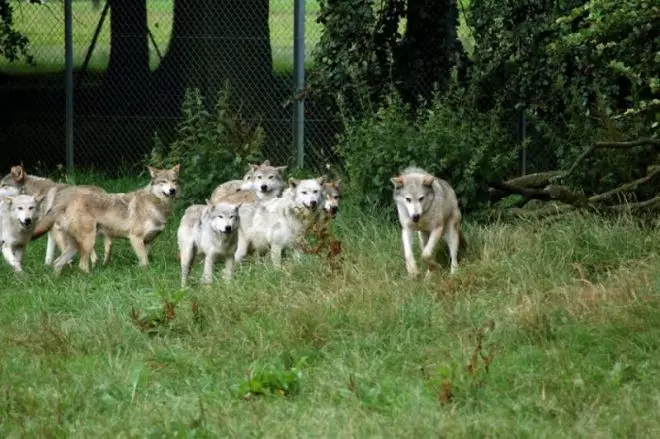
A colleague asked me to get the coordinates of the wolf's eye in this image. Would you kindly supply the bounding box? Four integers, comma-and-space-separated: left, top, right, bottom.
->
418, 196, 424, 202
268, 175, 274, 179
313, 190, 319, 194
302, 191, 308, 195
18, 207, 23, 211
405, 197, 412, 203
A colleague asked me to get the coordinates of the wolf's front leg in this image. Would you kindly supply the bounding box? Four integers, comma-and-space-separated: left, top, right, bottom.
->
129, 234, 149, 267
420, 225, 443, 275
222, 256, 234, 282
3, 245, 22, 272
270, 244, 283, 269
401, 227, 419, 277
201, 252, 216, 285
234, 233, 249, 264
44, 232, 57, 266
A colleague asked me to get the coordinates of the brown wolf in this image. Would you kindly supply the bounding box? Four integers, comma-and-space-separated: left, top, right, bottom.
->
32, 165, 181, 274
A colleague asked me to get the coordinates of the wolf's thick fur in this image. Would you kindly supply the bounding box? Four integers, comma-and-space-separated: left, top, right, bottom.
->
1, 165, 107, 266
210, 160, 287, 205
234, 176, 325, 268
33, 165, 181, 274
0, 194, 44, 272
177, 201, 241, 287
391, 167, 465, 277
323, 179, 341, 217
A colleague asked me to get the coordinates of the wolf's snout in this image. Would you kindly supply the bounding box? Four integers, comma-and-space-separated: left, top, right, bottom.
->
327, 206, 338, 216
22, 218, 32, 226
168, 188, 177, 196
411, 213, 421, 223
310, 200, 318, 209
260, 184, 268, 192
223, 225, 232, 233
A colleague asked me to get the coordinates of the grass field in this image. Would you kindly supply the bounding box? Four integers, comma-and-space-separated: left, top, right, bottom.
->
1, 0, 475, 75
1, 174, 660, 437
1, 0, 323, 74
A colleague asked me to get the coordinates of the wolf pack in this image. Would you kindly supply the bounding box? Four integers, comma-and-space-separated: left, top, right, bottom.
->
0, 161, 465, 285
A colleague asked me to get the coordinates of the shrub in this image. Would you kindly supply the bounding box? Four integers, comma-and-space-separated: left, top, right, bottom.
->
148, 87, 264, 205
338, 90, 519, 212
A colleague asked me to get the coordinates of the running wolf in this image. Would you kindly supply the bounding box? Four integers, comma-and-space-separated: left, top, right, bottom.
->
177, 201, 241, 287
32, 165, 181, 274
391, 167, 465, 277
0, 194, 44, 272
209, 160, 287, 204
1, 165, 106, 266
234, 176, 325, 268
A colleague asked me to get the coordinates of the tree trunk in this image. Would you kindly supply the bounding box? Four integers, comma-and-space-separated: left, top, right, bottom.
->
395, 0, 462, 107
103, 0, 150, 115
152, 0, 273, 118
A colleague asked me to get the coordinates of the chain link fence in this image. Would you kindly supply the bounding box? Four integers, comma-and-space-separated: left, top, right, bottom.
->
0, 0, 341, 175
0, 0, 539, 178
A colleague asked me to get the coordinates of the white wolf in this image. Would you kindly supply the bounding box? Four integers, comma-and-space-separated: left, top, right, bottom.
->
0, 194, 43, 272
234, 176, 325, 268
177, 202, 241, 287
210, 160, 287, 204
391, 167, 465, 278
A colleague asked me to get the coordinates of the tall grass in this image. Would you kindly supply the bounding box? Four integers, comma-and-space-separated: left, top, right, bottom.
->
1, 174, 659, 437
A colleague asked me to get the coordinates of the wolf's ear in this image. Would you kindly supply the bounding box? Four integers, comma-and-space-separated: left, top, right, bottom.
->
333, 178, 341, 188
261, 160, 271, 167
170, 164, 181, 174
10, 166, 26, 184
250, 163, 260, 171
234, 203, 242, 212
3, 196, 13, 206
288, 178, 300, 188
34, 193, 46, 204
147, 166, 157, 178
391, 176, 404, 189
275, 165, 287, 174
205, 198, 213, 205
422, 176, 434, 188
315, 175, 327, 185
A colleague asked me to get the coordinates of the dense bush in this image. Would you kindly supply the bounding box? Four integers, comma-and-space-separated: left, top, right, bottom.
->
466, 0, 659, 197
148, 88, 264, 205
338, 90, 518, 212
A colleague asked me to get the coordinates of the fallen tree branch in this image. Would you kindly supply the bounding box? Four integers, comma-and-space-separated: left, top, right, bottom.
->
607, 195, 660, 212
488, 181, 588, 207
593, 138, 660, 148
589, 166, 660, 203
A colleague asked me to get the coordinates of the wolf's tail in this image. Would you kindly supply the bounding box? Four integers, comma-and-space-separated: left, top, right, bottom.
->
458, 228, 468, 255
31, 208, 60, 241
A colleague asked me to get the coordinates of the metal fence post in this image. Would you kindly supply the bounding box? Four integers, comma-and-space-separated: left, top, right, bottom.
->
293, 0, 305, 169
520, 109, 527, 176
64, 0, 74, 177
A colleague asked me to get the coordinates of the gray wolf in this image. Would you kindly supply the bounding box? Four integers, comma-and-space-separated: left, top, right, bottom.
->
32, 165, 181, 274
391, 167, 465, 277
0, 194, 44, 272
210, 160, 287, 205
1, 165, 107, 266
177, 201, 241, 287
323, 179, 341, 217
234, 176, 325, 268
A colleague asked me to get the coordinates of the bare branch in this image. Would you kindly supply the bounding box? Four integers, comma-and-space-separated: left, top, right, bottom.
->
589, 166, 660, 203
593, 138, 660, 148
607, 195, 660, 212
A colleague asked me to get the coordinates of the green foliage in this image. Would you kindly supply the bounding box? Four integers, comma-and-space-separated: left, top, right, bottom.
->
310, 0, 465, 117
339, 90, 518, 212
232, 356, 307, 399
466, 0, 659, 201
149, 87, 264, 205
0, 0, 33, 63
